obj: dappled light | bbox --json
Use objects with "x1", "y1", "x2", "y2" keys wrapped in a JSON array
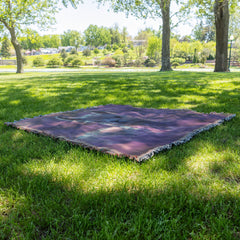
[{"x1": 0, "y1": 71, "x2": 240, "y2": 239}]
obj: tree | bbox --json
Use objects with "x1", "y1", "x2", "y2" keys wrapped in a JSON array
[
  {"x1": 84, "y1": 25, "x2": 111, "y2": 47},
  {"x1": 0, "y1": 0, "x2": 60, "y2": 73},
  {"x1": 40, "y1": 34, "x2": 61, "y2": 48},
  {"x1": 96, "y1": 0, "x2": 177, "y2": 71},
  {"x1": 1, "y1": 36, "x2": 11, "y2": 59},
  {"x1": 146, "y1": 36, "x2": 162, "y2": 63},
  {"x1": 214, "y1": 0, "x2": 229, "y2": 71},
  {"x1": 61, "y1": 30, "x2": 83, "y2": 49},
  {"x1": 134, "y1": 28, "x2": 154, "y2": 45},
  {"x1": 0, "y1": 0, "x2": 82, "y2": 73},
  {"x1": 229, "y1": 5, "x2": 240, "y2": 40},
  {"x1": 109, "y1": 24, "x2": 121, "y2": 45},
  {"x1": 193, "y1": 21, "x2": 215, "y2": 42},
  {"x1": 20, "y1": 29, "x2": 42, "y2": 51},
  {"x1": 121, "y1": 27, "x2": 129, "y2": 44},
  {"x1": 188, "y1": 0, "x2": 239, "y2": 72}
]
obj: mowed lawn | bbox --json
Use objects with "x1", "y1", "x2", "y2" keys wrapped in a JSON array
[{"x1": 0, "y1": 71, "x2": 239, "y2": 239}]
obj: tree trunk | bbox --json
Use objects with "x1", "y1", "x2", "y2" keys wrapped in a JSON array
[
  {"x1": 9, "y1": 27, "x2": 24, "y2": 73},
  {"x1": 160, "y1": 0, "x2": 172, "y2": 71},
  {"x1": 214, "y1": 0, "x2": 229, "y2": 72}
]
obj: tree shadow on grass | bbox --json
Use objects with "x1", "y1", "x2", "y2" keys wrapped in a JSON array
[
  {"x1": 0, "y1": 71, "x2": 240, "y2": 239},
  {"x1": 1, "y1": 144, "x2": 240, "y2": 239},
  {"x1": 1, "y1": 71, "x2": 239, "y2": 169}
]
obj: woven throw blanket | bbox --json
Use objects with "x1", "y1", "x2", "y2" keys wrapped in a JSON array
[{"x1": 5, "y1": 104, "x2": 235, "y2": 162}]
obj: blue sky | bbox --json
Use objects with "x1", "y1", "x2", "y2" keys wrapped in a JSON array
[{"x1": 41, "y1": 1, "x2": 195, "y2": 37}]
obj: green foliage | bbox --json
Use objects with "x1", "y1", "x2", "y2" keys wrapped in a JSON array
[
  {"x1": 229, "y1": 5, "x2": 240, "y2": 41},
  {"x1": 133, "y1": 58, "x2": 144, "y2": 67},
  {"x1": 33, "y1": 56, "x2": 45, "y2": 67},
  {"x1": 171, "y1": 39, "x2": 216, "y2": 62},
  {"x1": 93, "y1": 48, "x2": 100, "y2": 54},
  {"x1": 109, "y1": 24, "x2": 121, "y2": 45},
  {"x1": 103, "y1": 49, "x2": 108, "y2": 55},
  {"x1": 61, "y1": 30, "x2": 83, "y2": 49},
  {"x1": 84, "y1": 25, "x2": 111, "y2": 47},
  {"x1": 112, "y1": 55, "x2": 123, "y2": 67},
  {"x1": 114, "y1": 49, "x2": 124, "y2": 56},
  {"x1": 60, "y1": 49, "x2": 68, "y2": 60},
  {"x1": 193, "y1": 21, "x2": 215, "y2": 42},
  {"x1": 170, "y1": 58, "x2": 186, "y2": 65},
  {"x1": 122, "y1": 47, "x2": 128, "y2": 53},
  {"x1": 64, "y1": 55, "x2": 76, "y2": 66},
  {"x1": 146, "y1": 36, "x2": 161, "y2": 63},
  {"x1": 40, "y1": 34, "x2": 61, "y2": 48},
  {"x1": 112, "y1": 44, "x2": 119, "y2": 51},
  {"x1": 82, "y1": 49, "x2": 91, "y2": 57},
  {"x1": 70, "y1": 48, "x2": 78, "y2": 55},
  {"x1": 135, "y1": 45, "x2": 146, "y2": 59},
  {"x1": 144, "y1": 58, "x2": 156, "y2": 67},
  {"x1": 71, "y1": 57, "x2": 83, "y2": 67},
  {"x1": 19, "y1": 29, "x2": 42, "y2": 51},
  {"x1": 171, "y1": 62, "x2": 180, "y2": 68},
  {"x1": 64, "y1": 55, "x2": 83, "y2": 67},
  {"x1": 135, "y1": 28, "x2": 154, "y2": 42},
  {"x1": 106, "y1": 44, "x2": 112, "y2": 51},
  {"x1": 0, "y1": 0, "x2": 59, "y2": 32},
  {"x1": 123, "y1": 53, "x2": 131, "y2": 66},
  {"x1": 0, "y1": 37, "x2": 11, "y2": 59},
  {"x1": 47, "y1": 57, "x2": 63, "y2": 68}
]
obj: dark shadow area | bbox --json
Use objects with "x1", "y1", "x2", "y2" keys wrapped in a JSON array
[{"x1": 1, "y1": 152, "x2": 240, "y2": 239}]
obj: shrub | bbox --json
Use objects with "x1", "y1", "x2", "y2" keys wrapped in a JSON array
[
  {"x1": 126, "y1": 60, "x2": 134, "y2": 67},
  {"x1": 60, "y1": 49, "x2": 68, "y2": 60},
  {"x1": 47, "y1": 57, "x2": 62, "y2": 68},
  {"x1": 123, "y1": 53, "x2": 130, "y2": 67},
  {"x1": 70, "y1": 48, "x2": 78, "y2": 55},
  {"x1": 114, "y1": 49, "x2": 124, "y2": 55},
  {"x1": 170, "y1": 58, "x2": 185, "y2": 65},
  {"x1": 122, "y1": 47, "x2": 128, "y2": 53},
  {"x1": 33, "y1": 56, "x2": 45, "y2": 67},
  {"x1": 71, "y1": 57, "x2": 83, "y2": 67},
  {"x1": 103, "y1": 49, "x2": 108, "y2": 55},
  {"x1": 102, "y1": 57, "x2": 116, "y2": 67},
  {"x1": 129, "y1": 43, "x2": 134, "y2": 50},
  {"x1": 94, "y1": 48, "x2": 99, "y2": 54},
  {"x1": 112, "y1": 44, "x2": 119, "y2": 51},
  {"x1": 144, "y1": 58, "x2": 156, "y2": 67},
  {"x1": 106, "y1": 45, "x2": 112, "y2": 51},
  {"x1": 112, "y1": 55, "x2": 123, "y2": 67},
  {"x1": 64, "y1": 56, "x2": 75, "y2": 66},
  {"x1": 133, "y1": 58, "x2": 143, "y2": 67},
  {"x1": 82, "y1": 49, "x2": 91, "y2": 57},
  {"x1": 200, "y1": 56, "x2": 207, "y2": 64},
  {"x1": 171, "y1": 62, "x2": 180, "y2": 68}
]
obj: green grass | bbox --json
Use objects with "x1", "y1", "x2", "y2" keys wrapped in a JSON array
[{"x1": 0, "y1": 71, "x2": 239, "y2": 239}]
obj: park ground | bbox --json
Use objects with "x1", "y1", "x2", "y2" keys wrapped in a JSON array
[{"x1": 0, "y1": 71, "x2": 240, "y2": 239}]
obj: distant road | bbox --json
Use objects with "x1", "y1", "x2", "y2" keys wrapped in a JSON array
[{"x1": 0, "y1": 68, "x2": 239, "y2": 73}]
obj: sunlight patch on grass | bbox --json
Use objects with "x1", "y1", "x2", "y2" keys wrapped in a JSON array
[{"x1": 0, "y1": 71, "x2": 239, "y2": 239}]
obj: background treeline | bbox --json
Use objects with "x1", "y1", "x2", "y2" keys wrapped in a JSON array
[{"x1": 1, "y1": 24, "x2": 240, "y2": 68}]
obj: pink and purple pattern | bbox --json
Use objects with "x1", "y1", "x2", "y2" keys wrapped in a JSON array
[{"x1": 5, "y1": 105, "x2": 235, "y2": 161}]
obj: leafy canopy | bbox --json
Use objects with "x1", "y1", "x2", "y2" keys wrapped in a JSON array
[{"x1": 0, "y1": 0, "x2": 60, "y2": 31}]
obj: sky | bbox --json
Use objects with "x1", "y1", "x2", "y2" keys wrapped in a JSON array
[{"x1": 41, "y1": 1, "x2": 195, "y2": 37}]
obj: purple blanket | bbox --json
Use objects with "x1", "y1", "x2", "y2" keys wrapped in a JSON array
[{"x1": 5, "y1": 105, "x2": 235, "y2": 161}]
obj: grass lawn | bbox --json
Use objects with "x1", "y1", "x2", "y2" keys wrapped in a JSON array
[{"x1": 0, "y1": 71, "x2": 239, "y2": 239}]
